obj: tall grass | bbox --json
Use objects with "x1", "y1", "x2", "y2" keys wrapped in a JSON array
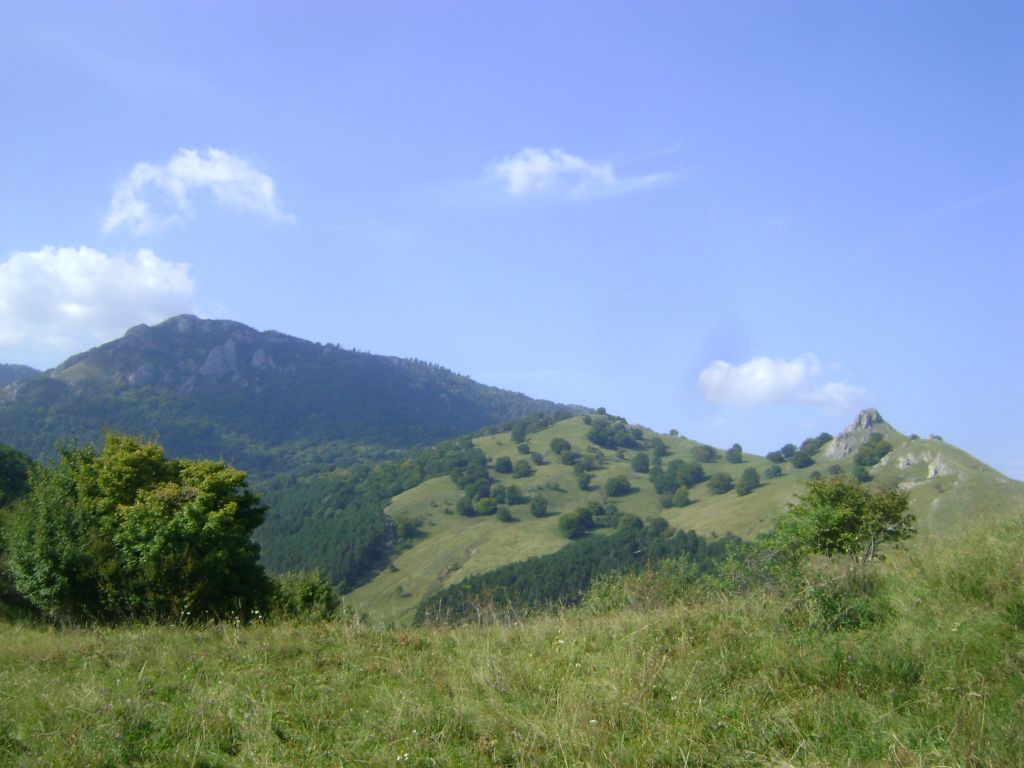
[{"x1": 1, "y1": 515, "x2": 1021, "y2": 766}]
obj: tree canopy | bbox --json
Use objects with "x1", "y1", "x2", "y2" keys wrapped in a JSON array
[{"x1": 6, "y1": 434, "x2": 271, "y2": 623}]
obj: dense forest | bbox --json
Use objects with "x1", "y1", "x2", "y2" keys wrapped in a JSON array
[{"x1": 415, "y1": 520, "x2": 736, "y2": 623}]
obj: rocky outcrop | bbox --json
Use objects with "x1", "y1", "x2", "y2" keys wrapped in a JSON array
[{"x1": 821, "y1": 408, "x2": 887, "y2": 459}]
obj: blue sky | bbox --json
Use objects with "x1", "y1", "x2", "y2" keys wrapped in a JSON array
[{"x1": 1, "y1": 1, "x2": 1021, "y2": 478}]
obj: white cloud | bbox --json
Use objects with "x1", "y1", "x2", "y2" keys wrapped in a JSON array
[
  {"x1": 0, "y1": 246, "x2": 195, "y2": 354},
  {"x1": 491, "y1": 147, "x2": 664, "y2": 198},
  {"x1": 103, "y1": 148, "x2": 292, "y2": 234},
  {"x1": 697, "y1": 354, "x2": 865, "y2": 409}
]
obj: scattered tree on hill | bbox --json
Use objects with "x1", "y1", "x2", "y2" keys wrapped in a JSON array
[
  {"x1": 494, "y1": 456, "x2": 513, "y2": 474},
  {"x1": 767, "y1": 450, "x2": 785, "y2": 464},
  {"x1": 631, "y1": 452, "x2": 650, "y2": 473},
  {"x1": 827, "y1": 464, "x2": 844, "y2": 476},
  {"x1": 691, "y1": 444, "x2": 718, "y2": 463},
  {"x1": 550, "y1": 438, "x2": 571, "y2": 455},
  {"x1": 854, "y1": 433, "x2": 894, "y2": 468},
  {"x1": 577, "y1": 472, "x2": 594, "y2": 491},
  {"x1": 512, "y1": 459, "x2": 534, "y2": 478},
  {"x1": 780, "y1": 443, "x2": 797, "y2": 459},
  {"x1": 790, "y1": 450, "x2": 815, "y2": 469},
  {"x1": 736, "y1": 467, "x2": 760, "y2": 496},
  {"x1": 6, "y1": 434, "x2": 271, "y2": 623},
  {"x1": 725, "y1": 444, "x2": 743, "y2": 463},
  {"x1": 529, "y1": 497, "x2": 549, "y2": 518},
  {"x1": 586, "y1": 415, "x2": 642, "y2": 449},
  {"x1": 773, "y1": 476, "x2": 914, "y2": 564},
  {"x1": 707, "y1": 472, "x2": 734, "y2": 495},
  {"x1": 670, "y1": 487, "x2": 691, "y2": 507},
  {"x1": 764, "y1": 464, "x2": 783, "y2": 479},
  {"x1": 496, "y1": 507, "x2": 515, "y2": 523},
  {"x1": 605, "y1": 475, "x2": 632, "y2": 497},
  {"x1": 649, "y1": 437, "x2": 669, "y2": 457},
  {"x1": 516, "y1": 443, "x2": 530, "y2": 454}
]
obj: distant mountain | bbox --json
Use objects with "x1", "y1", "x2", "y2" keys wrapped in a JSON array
[
  {"x1": 0, "y1": 364, "x2": 39, "y2": 388},
  {"x1": 0, "y1": 315, "x2": 579, "y2": 476}
]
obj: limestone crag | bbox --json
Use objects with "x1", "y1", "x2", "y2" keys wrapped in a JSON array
[{"x1": 821, "y1": 408, "x2": 887, "y2": 460}]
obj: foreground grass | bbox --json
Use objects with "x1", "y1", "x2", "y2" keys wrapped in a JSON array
[{"x1": 2, "y1": 517, "x2": 1022, "y2": 767}]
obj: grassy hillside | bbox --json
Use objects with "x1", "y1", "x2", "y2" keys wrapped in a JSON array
[
  {"x1": 348, "y1": 414, "x2": 1023, "y2": 623},
  {"x1": 2, "y1": 510, "x2": 1021, "y2": 766}
]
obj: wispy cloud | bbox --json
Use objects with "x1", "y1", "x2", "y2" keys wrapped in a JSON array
[
  {"x1": 103, "y1": 148, "x2": 292, "y2": 234},
  {"x1": 491, "y1": 147, "x2": 666, "y2": 198},
  {"x1": 0, "y1": 246, "x2": 195, "y2": 352},
  {"x1": 697, "y1": 354, "x2": 865, "y2": 410}
]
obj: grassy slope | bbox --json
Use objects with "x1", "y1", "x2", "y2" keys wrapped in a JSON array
[
  {"x1": 349, "y1": 417, "x2": 1024, "y2": 623},
  {"x1": 2, "y1": 513, "x2": 1022, "y2": 766}
]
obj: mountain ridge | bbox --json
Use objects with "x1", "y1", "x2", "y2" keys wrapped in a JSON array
[{"x1": 0, "y1": 315, "x2": 582, "y2": 476}]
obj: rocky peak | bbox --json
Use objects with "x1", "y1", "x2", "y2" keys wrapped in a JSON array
[{"x1": 821, "y1": 408, "x2": 888, "y2": 460}]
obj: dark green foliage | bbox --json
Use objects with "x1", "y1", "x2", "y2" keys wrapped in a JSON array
[
  {"x1": 494, "y1": 456, "x2": 513, "y2": 474},
  {"x1": 558, "y1": 506, "x2": 595, "y2": 539},
  {"x1": 809, "y1": 470, "x2": 822, "y2": 479},
  {"x1": 530, "y1": 451, "x2": 544, "y2": 466},
  {"x1": 670, "y1": 487, "x2": 691, "y2": 507},
  {"x1": 7, "y1": 434, "x2": 271, "y2": 623},
  {"x1": 651, "y1": 459, "x2": 706, "y2": 496},
  {"x1": 707, "y1": 472, "x2": 734, "y2": 495},
  {"x1": 258, "y1": 438, "x2": 499, "y2": 588},
  {"x1": 725, "y1": 443, "x2": 743, "y2": 463},
  {"x1": 604, "y1": 475, "x2": 632, "y2": 497},
  {"x1": 416, "y1": 523, "x2": 734, "y2": 623},
  {"x1": 474, "y1": 497, "x2": 498, "y2": 516},
  {"x1": 491, "y1": 484, "x2": 527, "y2": 505},
  {"x1": 586, "y1": 415, "x2": 642, "y2": 449},
  {"x1": 496, "y1": 507, "x2": 515, "y2": 523},
  {"x1": 577, "y1": 472, "x2": 594, "y2": 491},
  {"x1": 630, "y1": 452, "x2": 650, "y2": 473},
  {"x1": 516, "y1": 442, "x2": 530, "y2": 454},
  {"x1": 0, "y1": 364, "x2": 40, "y2": 388},
  {"x1": 529, "y1": 497, "x2": 549, "y2": 518},
  {"x1": 736, "y1": 467, "x2": 760, "y2": 496},
  {"x1": 790, "y1": 450, "x2": 815, "y2": 468},
  {"x1": 766, "y1": 450, "x2": 785, "y2": 463},
  {"x1": 550, "y1": 438, "x2": 571, "y2": 455},
  {"x1": 0, "y1": 445, "x2": 32, "y2": 508},
  {"x1": 853, "y1": 465, "x2": 872, "y2": 483},
  {"x1": 691, "y1": 444, "x2": 718, "y2": 463},
  {"x1": 764, "y1": 464, "x2": 783, "y2": 479},
  {"x1": 509, "y1": 422, "x2": 528, "y2": 443},
  {"x1": 781, "y1": 443, "x2": 797, "y2": 459},
  {"x1": 0, "y1": 318, "x2": 577, "y2": 480},
  {"x1": 827, "y1": 464, "x2": 844, "y2": 476},
  {"x1": 800, "y1": 433, "x2": 833, "y2": 455},
  {"x1": 559, "y1": 451, "x2": 581, "y2": 466},
  {"x1": 854, "y1": 433, "x2": 894, "y2": 467},
  {"x1": 270, "y1": 570, "x2": 340, "y2": 621},
  {"x1": 649, "y1": 437, "x2": 669, "y2": 457}
]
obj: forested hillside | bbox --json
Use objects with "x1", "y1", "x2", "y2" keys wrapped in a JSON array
[{"x1": 0, "y1": 316, "x2": 578, "y2": 477}]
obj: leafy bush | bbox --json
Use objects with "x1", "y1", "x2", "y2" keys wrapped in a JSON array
[
  {"x1": 270, "y1": 570, "x2": 341, "y2": 621},
  {"x1": 707, "y1": 472, "x2": 734, "y2": 495}
]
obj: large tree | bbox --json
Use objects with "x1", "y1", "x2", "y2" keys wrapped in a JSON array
[{"x1": 7, "y1": 434, "x2": 271, "y2": 623}]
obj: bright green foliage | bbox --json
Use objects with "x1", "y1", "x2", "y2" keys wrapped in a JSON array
[
  {"x1": 735, "y1": 467, "x2": 760, "y2": 496},
  {"x1": 7, "y1": 434, "x2": 270, "y2": 623},
  {"x1": 270, "y1": 570, "x2": 340, "y2": 621},
  {"x1": 776, "y1": 476, "x2": 914, "y2": 562}
]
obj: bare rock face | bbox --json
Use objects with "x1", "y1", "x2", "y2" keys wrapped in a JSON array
[
  {"x1": 199, "y1": 339, "x2": 239, "y2": 378},
  {"x1": 822, "y1": 408, "x2": 886, "y2": 459}
]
